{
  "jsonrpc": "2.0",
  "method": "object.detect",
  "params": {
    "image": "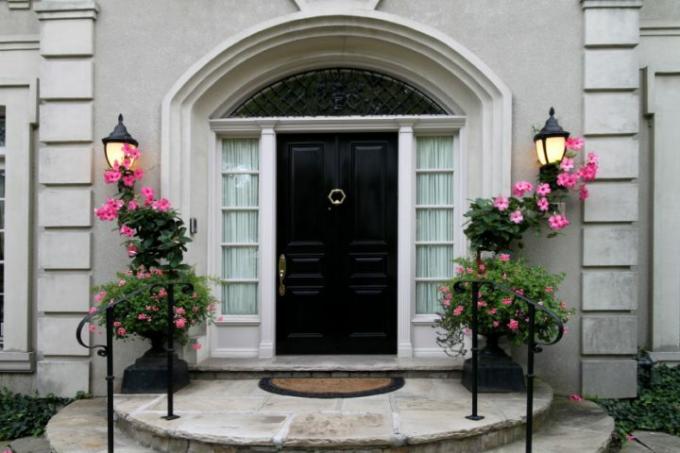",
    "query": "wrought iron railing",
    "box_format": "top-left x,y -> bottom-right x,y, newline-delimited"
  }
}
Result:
452,280 -> 565,453
76,281 -> 193,453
